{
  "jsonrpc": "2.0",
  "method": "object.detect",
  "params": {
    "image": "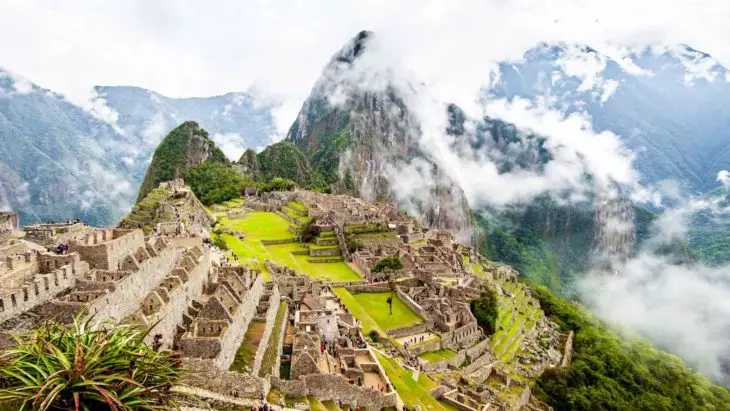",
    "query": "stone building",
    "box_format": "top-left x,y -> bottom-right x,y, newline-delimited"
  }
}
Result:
0,212 -> 19,232
127,245 -> 210,348
0,243 -> 89,323
179,265 -> 265,370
